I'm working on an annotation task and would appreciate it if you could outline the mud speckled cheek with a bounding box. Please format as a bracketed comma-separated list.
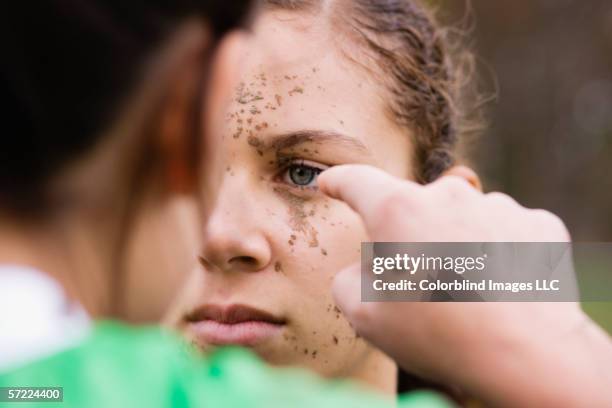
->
[273, 186, 319, 248]
[248, 135, 262, 147]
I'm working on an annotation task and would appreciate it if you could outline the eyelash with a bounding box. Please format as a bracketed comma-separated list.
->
[276, 159, 328, 190]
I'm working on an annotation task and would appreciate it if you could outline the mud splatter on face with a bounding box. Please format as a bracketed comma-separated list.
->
[273, 186, 319, 247]
[233, 127, 243, 139]
[248, 135, 262, 148]
[229, 72, 308, 155]
[235, 81, 265, 104]
[226, 69, 338, 299]
[288, 234, 297, 246]
[229, 69, 312, 149]
[288, 86, 304, 96]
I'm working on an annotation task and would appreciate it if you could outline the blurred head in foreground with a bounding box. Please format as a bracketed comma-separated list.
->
[0, 1, 250, 320]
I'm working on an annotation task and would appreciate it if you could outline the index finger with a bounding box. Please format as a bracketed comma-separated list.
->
[318, 164, 422, 229]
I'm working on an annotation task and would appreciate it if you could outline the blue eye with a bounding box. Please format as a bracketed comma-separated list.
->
[284, 163, 324, 187]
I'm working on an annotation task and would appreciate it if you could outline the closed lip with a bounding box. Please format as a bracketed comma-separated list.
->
[184, 304, 286, 325]
[184, 304, 286, 346]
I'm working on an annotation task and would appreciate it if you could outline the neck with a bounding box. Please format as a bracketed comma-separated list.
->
[348, 347, 398, 396]
[0, 215, 69, 285]
[0, 208, 116, 317]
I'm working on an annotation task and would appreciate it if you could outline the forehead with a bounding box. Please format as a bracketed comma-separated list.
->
[222, 10, 412, 176]
[234, 12, 385, 135]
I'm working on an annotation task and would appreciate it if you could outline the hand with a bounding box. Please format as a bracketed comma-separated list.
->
[319, 164, 569, 243]
[318, 164, 612, 407]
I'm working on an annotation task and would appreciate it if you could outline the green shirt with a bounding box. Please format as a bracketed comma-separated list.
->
[0, 322, 451, 407]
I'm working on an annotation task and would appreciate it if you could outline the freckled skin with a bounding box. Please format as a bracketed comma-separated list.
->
[168, 9, 413, 393]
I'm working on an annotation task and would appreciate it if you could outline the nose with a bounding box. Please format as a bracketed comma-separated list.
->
[199, 177, 272, 273]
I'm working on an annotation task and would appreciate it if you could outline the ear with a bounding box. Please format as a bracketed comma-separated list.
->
[442, 165, 482, 192]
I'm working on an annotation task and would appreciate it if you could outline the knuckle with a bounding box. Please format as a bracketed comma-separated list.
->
[486, 191, 517, 208]
[433, 176, 473, 199]
[531, 209, 572, 241]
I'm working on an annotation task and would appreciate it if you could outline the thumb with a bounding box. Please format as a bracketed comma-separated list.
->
[318, 165, 420, 232]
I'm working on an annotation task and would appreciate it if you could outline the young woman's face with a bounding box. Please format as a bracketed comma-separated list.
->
[170, 11, 414, 377]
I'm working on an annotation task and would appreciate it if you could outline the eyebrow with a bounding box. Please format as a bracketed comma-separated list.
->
[264, 130, 369, 153]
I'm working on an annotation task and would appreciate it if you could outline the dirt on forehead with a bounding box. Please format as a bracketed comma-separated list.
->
[226, 67, 318, 143]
